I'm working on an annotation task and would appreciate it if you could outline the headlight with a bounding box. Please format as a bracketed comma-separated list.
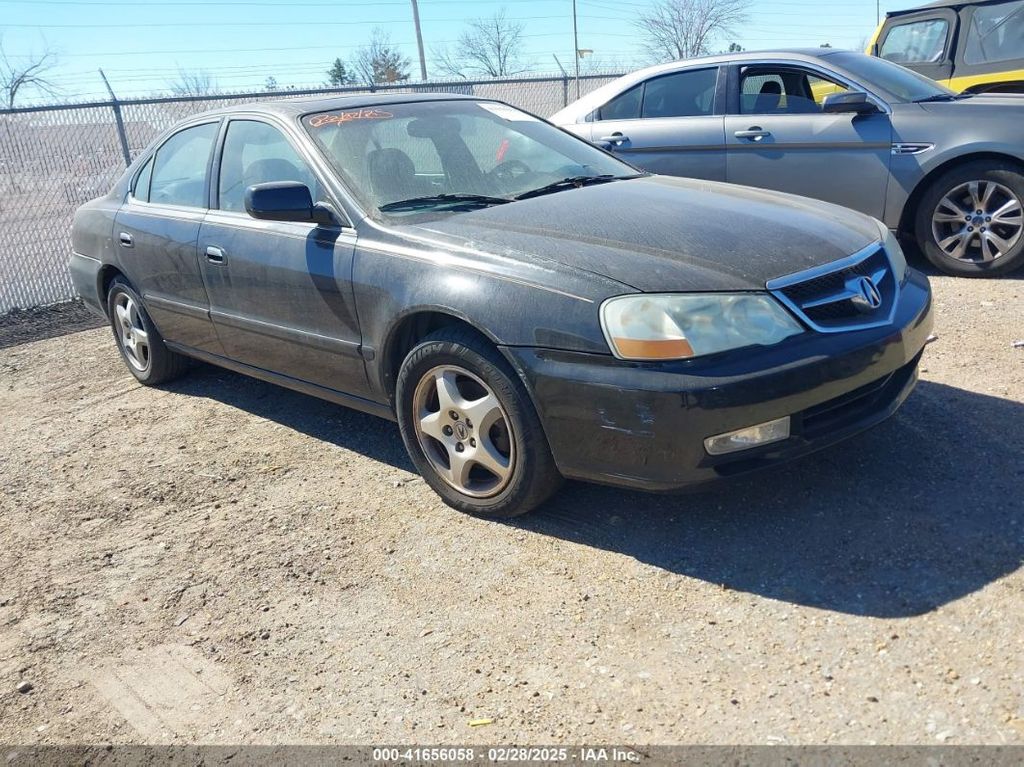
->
[600, 293, 804, 361]
[881, 226, 908, 285]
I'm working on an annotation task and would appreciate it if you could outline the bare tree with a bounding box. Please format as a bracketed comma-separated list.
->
[0, 39, 59, 108]
[635, 0, 749, 62]
[431, 44, 468, 79]
[352, 28, 410, 86]
[168, 68, 217, 96]
[435, 10, 527, 79]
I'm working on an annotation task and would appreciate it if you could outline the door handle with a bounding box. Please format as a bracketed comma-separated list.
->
[205, 245, 226, 264]
[118, 232, 133, 248]
[597, 132, 629, 146]
[735, 128, 771, 141]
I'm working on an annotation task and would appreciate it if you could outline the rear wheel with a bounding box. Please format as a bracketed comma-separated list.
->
[106, 277, 189, 385]
[396, 327, 562, 517]
[915, 161, 1024, 276]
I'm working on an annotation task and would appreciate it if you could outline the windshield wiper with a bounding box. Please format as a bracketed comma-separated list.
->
[378, 193, 511, 212]
[914, 93, 971, 103]
[514, 174, 641, 201]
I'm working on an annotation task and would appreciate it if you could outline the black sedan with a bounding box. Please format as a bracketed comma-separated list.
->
[70, 95, 933, 517]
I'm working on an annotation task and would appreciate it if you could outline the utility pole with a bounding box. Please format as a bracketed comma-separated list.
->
[572, 0, 580, 98]
[410, 0, 428, 81]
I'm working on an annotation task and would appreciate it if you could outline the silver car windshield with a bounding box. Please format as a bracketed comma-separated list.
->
[301, 100, 636, 214]
[829, 52, 957, 103]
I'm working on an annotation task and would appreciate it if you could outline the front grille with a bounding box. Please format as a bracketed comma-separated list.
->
[767, 244, 898, 333]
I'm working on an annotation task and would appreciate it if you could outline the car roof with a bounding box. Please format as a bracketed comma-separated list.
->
[192, 91, 483, 120]
[887, 0, 1006, 18]
[602, 48, 850, 72]
[549, 48, 862, 121]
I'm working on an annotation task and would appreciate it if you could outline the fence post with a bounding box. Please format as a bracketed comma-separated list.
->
[99, 69, 132, 167]
[562, 74, 569, 107]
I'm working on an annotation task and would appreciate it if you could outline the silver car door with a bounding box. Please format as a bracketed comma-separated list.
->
[724, 63, 893, 219]
[590, 66, 727, 181]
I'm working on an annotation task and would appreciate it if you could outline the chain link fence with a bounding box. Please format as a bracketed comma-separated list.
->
[0, 72, 621, 313]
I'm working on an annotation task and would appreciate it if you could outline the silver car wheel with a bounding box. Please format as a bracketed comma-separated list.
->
[113, 292, 150, 373]
[412, 364, 515, 498]
[932, 180, 1023, 263]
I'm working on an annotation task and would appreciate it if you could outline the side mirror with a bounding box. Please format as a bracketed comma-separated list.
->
[244, 181, 335, 225]
[822, 91, 880, 115]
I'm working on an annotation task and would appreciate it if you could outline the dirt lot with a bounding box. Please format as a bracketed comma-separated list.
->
[0, 270, 1022, 746]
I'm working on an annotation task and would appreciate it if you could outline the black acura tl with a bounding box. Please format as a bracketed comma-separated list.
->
[70, 94, 933, 517]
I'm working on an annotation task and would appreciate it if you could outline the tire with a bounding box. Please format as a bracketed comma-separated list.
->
[914, 160, 1024, 276]
[106, 277, 189, 385]
[395, 327, 562, 518]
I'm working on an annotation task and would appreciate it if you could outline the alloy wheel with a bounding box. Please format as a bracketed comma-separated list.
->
[113, 292, 150, 373]
[931, 180, 1023, 263]
[411, 364, 515, 498]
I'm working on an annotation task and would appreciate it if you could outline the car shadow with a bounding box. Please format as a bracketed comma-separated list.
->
[169, 367, 1023, 619]
[165, 363, 415, 473]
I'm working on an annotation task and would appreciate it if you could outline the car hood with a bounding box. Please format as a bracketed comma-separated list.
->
[392, 175, 883, 292]
[916, 94, 1024, 117]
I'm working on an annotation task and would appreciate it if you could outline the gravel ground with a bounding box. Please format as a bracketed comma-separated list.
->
[0, 269, 1022, 746]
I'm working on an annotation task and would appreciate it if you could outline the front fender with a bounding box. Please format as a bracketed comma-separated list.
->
[353, 236, 630, 400]
[884, 141, 1024, 229]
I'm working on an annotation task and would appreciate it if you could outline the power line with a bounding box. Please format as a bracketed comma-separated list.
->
[1, 14, 572, 29]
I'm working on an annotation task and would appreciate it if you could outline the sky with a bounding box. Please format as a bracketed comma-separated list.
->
[0, 0, 914, 104]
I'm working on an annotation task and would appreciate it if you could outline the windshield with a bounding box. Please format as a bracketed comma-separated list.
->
[828, 51, 956, 102]
[301, 100, 637, 215]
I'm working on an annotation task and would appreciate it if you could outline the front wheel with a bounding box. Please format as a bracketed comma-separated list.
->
[395, 327, 562, 518]
[914, 161, 1024, 276]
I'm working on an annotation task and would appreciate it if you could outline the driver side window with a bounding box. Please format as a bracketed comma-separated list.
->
[740, 68, 849, 115]
[218, 120, 321, 213]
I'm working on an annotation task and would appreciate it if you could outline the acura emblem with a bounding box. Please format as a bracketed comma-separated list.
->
[849, 275, 882, 312]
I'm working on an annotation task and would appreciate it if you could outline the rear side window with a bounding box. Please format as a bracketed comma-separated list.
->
[598, 84, 642, 121]
[964, 0, 1024, 65]
[879, 18, 949, 63]
[149, 122, 219, 208]
[641, 68, 718, 118]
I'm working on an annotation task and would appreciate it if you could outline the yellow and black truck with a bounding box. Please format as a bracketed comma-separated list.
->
[869, 0, 1024, 93]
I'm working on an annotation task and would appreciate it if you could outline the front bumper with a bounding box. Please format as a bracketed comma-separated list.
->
[507, 269, 933, 492]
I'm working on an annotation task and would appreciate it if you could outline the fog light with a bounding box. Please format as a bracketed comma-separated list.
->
[704, 416, 791, 456]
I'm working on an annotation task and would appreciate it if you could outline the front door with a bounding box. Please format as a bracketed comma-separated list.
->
[724, 64, 893, 220]
[590, 66, 726, 181]
[197, 118, 368, 397]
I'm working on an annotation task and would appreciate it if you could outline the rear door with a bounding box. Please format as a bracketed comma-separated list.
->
[113, 120, 223, 352]
[197, 117, 368, 397]
[724, 63, 893, 220]
[589, 66, 727, 181]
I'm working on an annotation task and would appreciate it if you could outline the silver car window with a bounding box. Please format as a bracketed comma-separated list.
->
[598, 83, 643, 121]
[641, 68, 718, 119]
[739, 67, 848, 115]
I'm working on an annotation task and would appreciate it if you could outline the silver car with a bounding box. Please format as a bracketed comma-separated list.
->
[551, 49, 1024, 277]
